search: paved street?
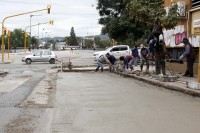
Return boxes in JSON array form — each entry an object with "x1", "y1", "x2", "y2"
[{"x1": 0, "y1": 50, "x2": 200, "y2": 133}]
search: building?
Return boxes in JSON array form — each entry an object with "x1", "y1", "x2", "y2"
[{"x1": 164, "y1": 0, "x2": 200, "y2": 74}]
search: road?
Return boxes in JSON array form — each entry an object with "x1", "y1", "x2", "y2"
[
  {"x1": 0, "y1": 50, "x2": 95, "y2": 133},
  {"x1": 0, "y1": 50, "x2": 200, "y2": 133},
  {"x1": 52, "y1": 72, "x2": 200, "y2": 133}
]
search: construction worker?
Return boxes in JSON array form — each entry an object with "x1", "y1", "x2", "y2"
[
  {"x1": 140, "y1": 44, "x2": 150, "y2": 73},
  {"x1": 154, "y1": 39, "x2": 167, "y2": 75},
  {"x1": 179, "y1": 37, "x2": 196, "y2": 77}
]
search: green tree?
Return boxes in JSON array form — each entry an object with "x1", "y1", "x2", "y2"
[
  {"x1": 0, "y1": 29, "x2": 32, "y2": 49},
  {"x1": 97, "y1": 0, "x2": 179, "y2": 43},
  {"x1": 97, "y1": 0, "x2": 134, "y2": 41},
  {"x1": 85, "y1": 39, "x2": 94, "y2": 48},
  {"x1": 69, "y1": 27, "x2": 78, "y2": 46},
  {"x1": 11, "y1": 29, "x2": 23, "y2": 47},
  {"x1": 64, "y1": 37, "x2": 70, "y2": 46},
  {"x1": 94, "y1": 36, "x2": 110, "y2": 48},
  {"x1": 128, "y1": 0, "x2": 179, "y2": 30},
  {"x1": 31, "y1": 36, "x2": 39, "y2": 48},
  {"x1": 44, "y1": 39, "x2": 55, "y2": 49}
]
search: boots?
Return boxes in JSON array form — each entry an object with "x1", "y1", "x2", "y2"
[
  {"x1": 101, "y1": 68, "x2": 103, "y2": 72},
  {"x1": 95, "y1": 68, "x2": 99, "y2": 72},
  {"x1": 183, "y1": 71, "x2": 189, "y2": 76},
  {"x1": 189, "y1": 73, "x2": 194, "y2": 77},
  {"x1": 140, "y1": 65, "x2": 143, "y2": 72}
]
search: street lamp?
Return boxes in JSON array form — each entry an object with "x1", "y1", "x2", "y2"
[
  {"x1": 42, "y1": 28, "x2": 45, "y2": 40},
  {"x1": 38, "y1": 20, "x2": 54, "y2": 40},
  {"x1": 24, "y1": 20, "x2": 54, "y2": 54},
  {"x1": 30, "y1": 14, "x2": 42, "y2": 37}
]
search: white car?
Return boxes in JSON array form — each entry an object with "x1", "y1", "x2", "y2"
[
  {"x1": 93, "y1": 45, "x2": 132, "y2": 61},
  {"x1": 22, "y1": 50, "x2": 58, "y2": 64}
]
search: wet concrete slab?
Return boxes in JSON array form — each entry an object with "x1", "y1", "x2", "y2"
[{"x1": 53, "y1": 72, "x2": 200, "y2": 133}]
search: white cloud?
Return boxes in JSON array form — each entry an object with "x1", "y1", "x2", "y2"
[{"x1": 0, "y1": 0, "x2": 102, "y2": 37}]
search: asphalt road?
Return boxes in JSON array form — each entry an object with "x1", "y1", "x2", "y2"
[
  {"x1": 0, "y1": 50, "x2": 200, "y2": 133},
  {"x1": 0, "y1": 50, "x2": 96, "y2": 133}
]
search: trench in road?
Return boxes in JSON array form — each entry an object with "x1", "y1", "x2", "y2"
[
  {"x1": 0, "y1": 73, "x2": 44, "y2": 133},
  {"x1": 1, "y1": 67, "x2": 57, "y2": 133}
]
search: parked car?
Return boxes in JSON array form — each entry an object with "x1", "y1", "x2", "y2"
[
  {"x1": 93, "y1": 45, "x2": 132, "y2": 61},
  {"x1": 22, "y1": 50, "x2": 58, "y2": 64}
]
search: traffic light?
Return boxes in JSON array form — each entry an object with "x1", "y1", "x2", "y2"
[
  {"x1": 47, "y1": 5, "x2": 51, "y2": 14},
  {"x1": 49, "y1": 20, "x2": 54, "y2": 25},
  {"x1": 8, "y1": 30, "x2": 10, "y2": 37},
  {"x1": 24, "y1": 32, "x2": 27, "y2": 38},
  {"x1": 3, "y1": 28, "x2": 7, "y2": 36}
]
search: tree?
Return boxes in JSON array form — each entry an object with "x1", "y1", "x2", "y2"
[
  {"x1": 85, "y1": 39, "x2": 94, "y2": 48},
  {"x1": 97, "y1": 0, "x2": 135, "y2": 41},
  {"x1": 44, "y1": 39, "x2": 55, "y2": 49},
  {"x1": 128, "y1": 0, "x2": 179, "y2": 30},
  {"x1": 0, "y1": 28, "x2": 31, "y2": 49},
  {"x1": 69, "y1": 27, "x2": 78, "y2": 46},
  {"x1": 94, "y1": 36, "x2": 111, "y2": 48},
  {"x1": 97, "y1": 0, "x2": 179, "y2": 43},
  {"x1": 31, "y1": 36, "x2": 39, "y2": 48},
  {"x1": 10, "y1": 29, "x2": 24, "y2": 47}
]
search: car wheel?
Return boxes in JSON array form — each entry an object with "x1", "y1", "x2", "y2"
[
  {"x1": 26, "y1": 59, "x2": 31, "y2": 64},
  {"x1": 49, "y1": 58, "x2": 55, "y2": 64}
]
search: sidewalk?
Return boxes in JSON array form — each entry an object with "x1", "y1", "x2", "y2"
[
  {"x1": 0, "y1": 51, "x2": 28, "y2": 64},
  {"x1": 118, "y1": 65, "x2": 200, "y2": 97},
  {"x1": 61, "y1": 65, "x2": 200, "y2": 97}
]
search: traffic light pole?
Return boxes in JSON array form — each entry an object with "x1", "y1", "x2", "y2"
[
  {"x1": 7, "y1": 30, "x2": 10, "y2": 59},
  {"x1": 24, "y1": 20, "x2": 53, "y2": 54},
  {"x1": 1, "y1": 5, "x2": 51, "y2": 62}
]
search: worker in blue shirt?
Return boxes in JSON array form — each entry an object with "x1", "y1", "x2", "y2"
[
  {"x1": 179, "y1": 37, "x2": 195, "y2": 77},
  {"x1": 106, "y1": 53, "x2": 116, "y2": 72}
]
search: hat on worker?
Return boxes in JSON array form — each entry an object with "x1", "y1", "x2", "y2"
[{"x1": 140, "y1": 44, "x2": 144, "y2": 48}]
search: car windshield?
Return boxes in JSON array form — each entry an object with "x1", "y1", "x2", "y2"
[{"x1": 105, "y1": 47, "x2": 112, "y2": 52}]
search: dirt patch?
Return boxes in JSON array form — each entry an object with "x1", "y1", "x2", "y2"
[
  {"x1": 20, "y1": 69, "x2": 58, "y2": 108},
  {"x1": 5, "y1": 116, "x2": 35, "y2": 133}
]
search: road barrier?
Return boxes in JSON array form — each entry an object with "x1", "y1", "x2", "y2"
[{"x1": 61, "y1": 57, "x2": 72, "y2": 71}]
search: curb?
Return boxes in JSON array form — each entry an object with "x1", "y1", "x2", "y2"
[
  {"x1": 54, "y1": 66, "x2": 200, "y2": 97},
  {"x1": 0, "y1": 62, "x2": 12, "y2": 64},
  {"x1": 0, "y1": 71, "x2": 8, "y2": 76},
  {"x1": 0, "y1": 59, "x2": 14, "y2": 64},
  {"x1": 58, "y1": 68, "x2": 110, "y2": 73},
  {"x1": 52, "y1": 65, "x2": 98, "y2": 69},
  {"x1": 115, "y1": 72, "x2": 200, "y2": 97}
]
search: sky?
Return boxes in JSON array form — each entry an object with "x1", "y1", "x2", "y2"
[{"x1": 0, "y1": 0, "x2": 102, "y2": 38}]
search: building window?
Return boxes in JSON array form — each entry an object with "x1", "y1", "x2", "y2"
[{"x1": 192, "y1": 0, "x2": 200, "y2": 8}]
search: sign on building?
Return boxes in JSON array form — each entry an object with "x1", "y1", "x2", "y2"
[
  {"x1": 177, "y1": 1, "x2": 186, "y2": 17},
  {"x1": 194, "y1": 19, "x2": 200, "y2": 35}
]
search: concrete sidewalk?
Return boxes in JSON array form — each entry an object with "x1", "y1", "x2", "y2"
[
  {"x1": 0, "y1": 51, "x2": 28, "y2": 64},
  {"x1": 61, "y1": 65, "x2": 200, "y2": 97}
]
